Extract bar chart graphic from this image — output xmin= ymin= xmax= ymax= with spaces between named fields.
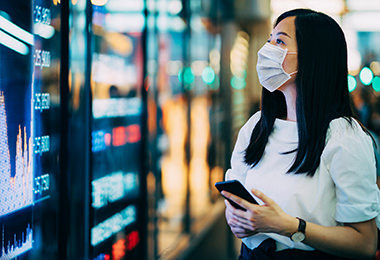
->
xmin=1 ymin=224 xmax=33 ymax=259
xmin=0 ymin=92 xmax=33 ymax=217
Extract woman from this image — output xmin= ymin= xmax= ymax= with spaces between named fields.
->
xmin=223 ymin=9 xmax=380 ymax=259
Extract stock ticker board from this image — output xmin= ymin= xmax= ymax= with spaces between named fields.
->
xmin=90 ymin=4 xmax=145 ymax=258
xmin=0 ymin=0 xmax=58 ymax=258
xmin=91 ymin=99 xmax=143 ymax=259
xmin=91 ymin=101 xmax=143 ymax=259
xmin=1 ymin=0 xmax=145 ymax=258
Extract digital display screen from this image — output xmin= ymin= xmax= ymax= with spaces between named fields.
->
xmin=90 ymin=1 xmax=145 ymax=259
xmin=0 ymin=48 xmax=34 ymax=258
xmin=0 ymin=0 xmax=60 ymax=258
xmin=1 ymin=0 xmax=146 ymax=258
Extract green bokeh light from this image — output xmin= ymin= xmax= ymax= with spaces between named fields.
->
xmin=178 ymin=67 xmax=194 ymax=85
xmin=208 ymin=75 xmax=220 ymax=90
xmin=348 ymin=75 xmax=357 ymax=92
xmin=231 ymin=76 xmax=246 ymax=90
xmin=372 ymin=76 xmax=380 ymax=92
xmin=359 ymin=67 xmax=373 ymax=86
xmin=201 ymin=66 xmax=215 ymax=84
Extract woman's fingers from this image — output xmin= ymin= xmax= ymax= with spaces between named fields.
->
xmin=225 ymin=200 xmax=237 ymax=216
xmin=231 ymin=226 xmax=254 ymax=236
xmin=229 ymin=215 xmax=256 ymax=231
xmin=234 ymin=230 xmax=256 ymax=239
xmin=234 ymin=219 xmax=256 ymax=231
xmin=225 ymin=199 xmax=238 ymax=211
xmin=221 ymin=191 xmax=251 ymax=210
xmin=225 ymin=197 xmax=259 ymax=233
xmin=224 ymin=195 xmax=261 ymax=220
xmin=251 ymin=188 xmax=274 ymax=206
xmin=225 ymin=200 xmax=234 ymax=212
xmin=229 ymin=217 xmax=253 ymax=230
xmin=233 ymin=214 xmax=255 ymax=226
xmin=230 ymin=225 xmax=245 ymax=232
xmin=226 ymin=188 xmax=287 ymax=236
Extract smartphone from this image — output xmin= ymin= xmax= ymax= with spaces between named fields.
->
xmin=215 ymin=180 xmax=258 ymax=211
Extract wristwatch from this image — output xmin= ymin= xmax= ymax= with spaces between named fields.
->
xmin=290 ymin=217 xmax=306 ymax=242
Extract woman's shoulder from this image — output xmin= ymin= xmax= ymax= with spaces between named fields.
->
xmin=327 ymin=117 xmax=369 ymax=141
xmin=324 ymin=117 xmax=374 ymax=157
xmin=247 ymin=110 xmax=262 ymax=126
xmin=239 ymin=111 xmax=261 ymax=136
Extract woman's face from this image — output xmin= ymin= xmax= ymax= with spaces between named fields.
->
xmin=267 ymin=16 xmax=298 ymax=88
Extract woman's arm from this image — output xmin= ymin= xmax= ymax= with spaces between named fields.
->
xmin=222 ymin=189 xmax=378 ymax=259
xmin=281 ymin=213 xmax=377 ymax=259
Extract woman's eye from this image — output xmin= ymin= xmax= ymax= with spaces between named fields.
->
xmin=276 ymin=39 xmax=285 ymax=45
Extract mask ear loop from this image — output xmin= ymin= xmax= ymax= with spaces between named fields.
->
xmin=286 ymin=51 xmax=297 ymax=76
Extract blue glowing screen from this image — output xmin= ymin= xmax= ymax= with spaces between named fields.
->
xmin=0 ymin=0 xmax=59 ymax=258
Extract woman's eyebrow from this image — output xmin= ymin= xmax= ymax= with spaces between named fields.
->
xmin=276 ymin=31 xmax=291 ymax=38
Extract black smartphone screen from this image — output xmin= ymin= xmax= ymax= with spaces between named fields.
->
xmin=215 ymin=180 xmax=258 ymax=211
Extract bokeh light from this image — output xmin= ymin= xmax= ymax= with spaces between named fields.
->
xmin=231 ymin=76 xmax=246 ymax=90
xmin=370 ymin=61 xmax=380 ymax=75
xmin=91 ymin=0 xmax=108 ymax=6
xmin=348 ymin=75 xmax=357 ymax=92
xmin=359 ymin=67 xmax=374 ymax=86
xmin=178 ymin=67 xmax=194 ymax=85
xmin=372 ymin=76 xmax=380 ymax=92
xmin=201 ymin=66 xmax=215 ymax=85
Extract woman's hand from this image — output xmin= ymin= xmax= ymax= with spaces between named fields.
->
xmin=225 ymin=200 xmax=258 ymax=238
xmin=222 ymin=188 xmax=297 ymax=237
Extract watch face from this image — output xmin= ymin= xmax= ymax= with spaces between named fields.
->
xmin=291 ymin=232 xmax=305 ymax=242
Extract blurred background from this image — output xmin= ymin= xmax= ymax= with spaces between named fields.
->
xmin=0 ymin=0 xmax=380 ymax=259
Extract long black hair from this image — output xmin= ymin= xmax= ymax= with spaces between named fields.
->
xmin=244 ymin=9 xmax=357 ymax=177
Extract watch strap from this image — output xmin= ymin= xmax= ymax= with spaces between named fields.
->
xmin=296 ymin=217 xmax=306 ymax=234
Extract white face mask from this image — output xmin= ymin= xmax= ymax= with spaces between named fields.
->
xmin=256 ymin=43 xmax=297 ymax=92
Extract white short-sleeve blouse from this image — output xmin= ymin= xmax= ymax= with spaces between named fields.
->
xmin=225 ymin=111 xmax=380 ymax=251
